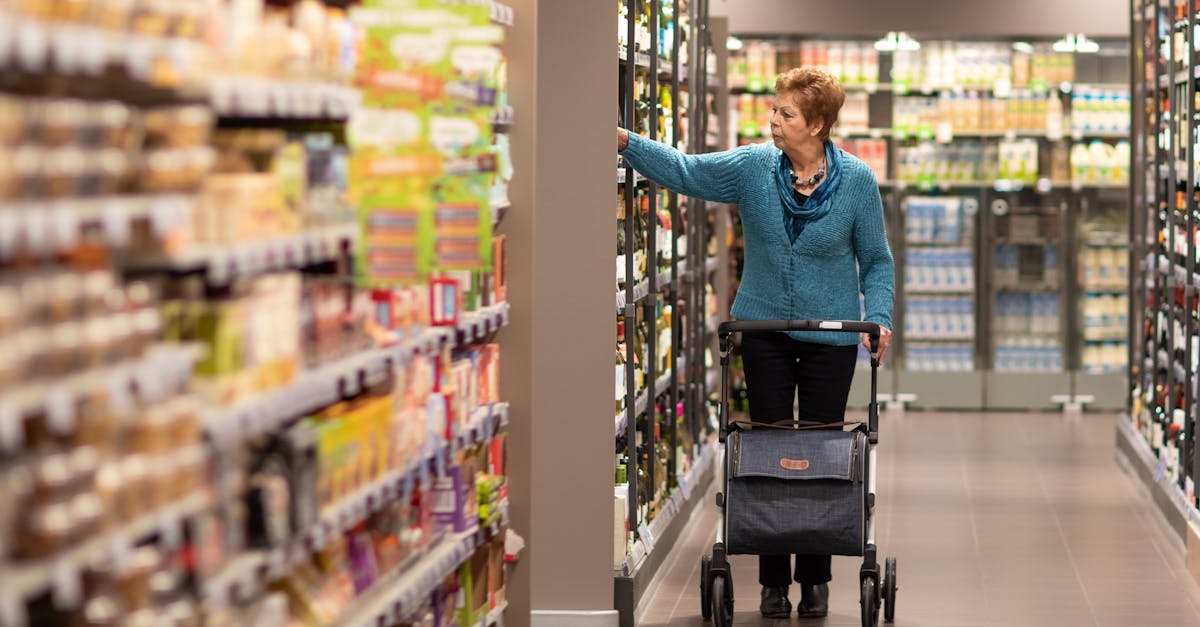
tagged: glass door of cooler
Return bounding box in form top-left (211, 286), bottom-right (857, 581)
top-left (983, 189), bottom-right (1072, 408)
top-left (1073, 188), bottom-right (1131, 409)
top-left (895, 192), bottom-right (985, 407)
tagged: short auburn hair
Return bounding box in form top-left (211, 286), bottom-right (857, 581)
top-left (775, 67), bottom-right (845, 140)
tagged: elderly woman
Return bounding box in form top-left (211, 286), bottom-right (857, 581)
top-left (617, 67), bottom-right (894, 618)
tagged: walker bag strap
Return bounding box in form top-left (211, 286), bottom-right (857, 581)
top-left (731, 419), bottom-right (862, 431)
top-left (728, 429), bottom-right (861, 481)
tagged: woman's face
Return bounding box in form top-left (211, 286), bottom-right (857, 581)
top-left (769, 92), bottom-right (823, 154)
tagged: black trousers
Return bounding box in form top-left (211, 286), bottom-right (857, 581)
top-left (740, 331), bottom-right (858, 587)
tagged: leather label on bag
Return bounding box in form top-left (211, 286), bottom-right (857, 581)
top-left (780, 458), bottom-right (809, 471)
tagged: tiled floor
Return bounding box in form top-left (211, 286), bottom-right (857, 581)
top-left (636, 412), bottom-right (1200, 627)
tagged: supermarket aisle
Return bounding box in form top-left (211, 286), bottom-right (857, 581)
top-left (637, 412), bottom-right (1200, 626)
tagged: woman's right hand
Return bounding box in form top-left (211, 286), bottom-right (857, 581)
top-left (617, 127), bottom-right (629, 152)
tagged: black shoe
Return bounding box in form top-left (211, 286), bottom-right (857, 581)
top-left (759, 585), bottom-right (792, 619)
top-left (796, 583), bottom-right (829, 618)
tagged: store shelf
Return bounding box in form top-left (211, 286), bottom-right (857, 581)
top-left (210, 75), bottom-right (361, 120)
top-left (659, 259), bottom-right (689, 285)
top-left (617, 49), bottom-right (652, 68)
top-left (1085, 335), bottom-right (1129, 343)
top-left (492, 105), bottom-right (515, 127)
top-left (488, 0), bottom-right (515, 26)
top-left (203, 402), bottom-right (510, 607)
top-left (0, 489), bottom-right (213, 610)
top-left (616, 278), bottom-right (651, 312)
top-left (734, 84), bottom-right (895, 95)
top-left (618, 167), bottom-right (647, 186)
top-left (890, 178), bottom-right (1126, 192)
top-left (705, 200), bottom-right (726, 213)
top-left (905, 334), bottom-right (977, 341)
top-left (906, 240), bottom-right (975, 248)
top-left (338, 504), bottom-right (509, 627)
top-left (0, 194), bottom-right (195, 257)
top-left (491, 198), bottom-right (512, 227)
top-left (0, 343), bottom-right (201, 452)
top-left (892, 180), bottom-right (990, 190)
top-left (204, 302), bottom-right (511, 448)
top-left (124, 223), bottom-right (359, 284)
top-left (619, 440), bottom-right (717, 575)
top-left (898, 129), bottom-right (1130, 141)
top-left (904, 287), bottom-right (975, 295)
top-left (0, 14), bottom-right (207, 101)
top-left (994, 282), bottom-right (1061, 292)
top-left (616, 390), bottom-right (647, 439)
top-left (480, 601), bottom-right (509, 627)
top-left (1070, 131), bottom-right (1131, 140)
top-left (1116, 417), bottom-right (1200, 547)
top-left (1154, 254), bottom-right (1200, 288)
top-left (655, 58), bottom-right (678, 79)
top-left (837, 127), bottom-right (893, 138)
top-left (615, 369), bottom-right (675, 437)
top-left (705, 256), bottom-right (719, 275)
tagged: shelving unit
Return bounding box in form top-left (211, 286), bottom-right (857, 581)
top-left (1123, 0), bottom-right (1200, 541)
top-left (615, 0), bottom-right (723, 624)
top-left (0, 2), bottom-right (515, 626)
top-left (728, 36), bottom-right (1131, 410)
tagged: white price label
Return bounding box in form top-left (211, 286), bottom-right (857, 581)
top-left (137, 357), bottom-right (165, 403)
top-left (935, 122), bottom-right (954, 144)
top-left (107, 372), bottom-right (135, 417)
top-left (102, 200), bottom-right (131, 248)
top-left (160, 511), bottom-right (183, 548)
top-left (50, 25), bottom-right (80, 74)
top-left (992, 77), bottom-right (1012, 99)
top-left (16, 17), bottom-right (49, 73)
top-left (46, 389), bottom-right (76, 435)
top-left (147, 197), bottom-right (170, 238)
top-left (212, 77), bottom-right (235, 114)
top-left (123, 36), bottom-right (155, 81)
top-left (51, 204), bottom-right (80, 251)
top-left (50, 559), bottom-right (83, 610)
top-left (0, 590), bottom-right (26, 627)
top-left (0, 13), bottom-right (14, 68)
top-left (107, 533), bottom-right (132, 573)
top-left (23, 211), bottom-right (48, 255)
top-left (637, 523), bottom-right (656, 553)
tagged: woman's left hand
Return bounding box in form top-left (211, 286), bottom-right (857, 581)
top-left (861, 326), bottom-right (892, 365)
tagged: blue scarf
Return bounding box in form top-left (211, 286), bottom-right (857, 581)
top-left (775, 139), bottom-right (843, 244)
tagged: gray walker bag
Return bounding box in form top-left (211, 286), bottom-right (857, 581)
top-left (724, 427), bottom-right (867, 557)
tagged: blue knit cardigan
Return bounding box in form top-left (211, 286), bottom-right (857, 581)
top-left (620, 133), bottom-right (894, 345)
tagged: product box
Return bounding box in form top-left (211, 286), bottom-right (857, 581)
top-left (277, 423), bottom-right (320, 534)
top-left (614, 487), bottom-right (629, 569)
top-left (488, 533), bottom-right (506, 607)
top-left (432, 447), bottom-right (481, 533)
top-left (489, 431), bottom-right (508, 502)
top-left (477, 343), bottom-right (500, 404)
top-left (430, 276), bottom-right (460, 326)
top-left (457, 544), bottom-right (490, 626)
